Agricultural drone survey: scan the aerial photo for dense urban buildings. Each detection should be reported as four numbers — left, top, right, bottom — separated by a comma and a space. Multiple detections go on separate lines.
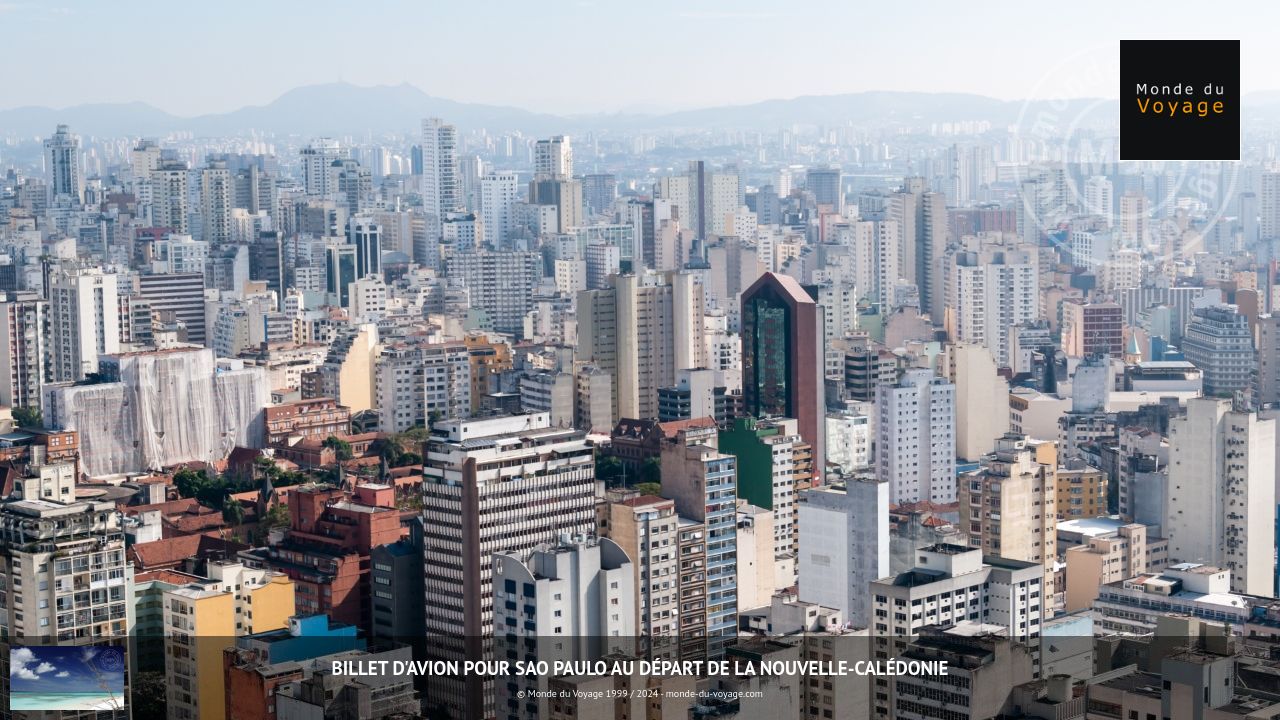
4, 26, 1280, 719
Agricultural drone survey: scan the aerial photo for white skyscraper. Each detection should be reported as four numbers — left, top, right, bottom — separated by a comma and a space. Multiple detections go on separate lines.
945, 234, 1038, 368
1261, 172, 1280, 241
479, 171, 519, 248
48, 266, 120, 382
797, 475, 889, 628
578, 271, 706, 420
876, 368, 957, 504
421, 118, 459, 251
299, 137, 344, 196
534, 135, 573, 178
1084, 175, 1114, 226
44, 124, 83, 203
201, 160, 233, 244
1164, 397, 1276, 596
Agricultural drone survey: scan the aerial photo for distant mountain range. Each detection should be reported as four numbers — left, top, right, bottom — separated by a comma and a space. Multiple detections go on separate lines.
4, 82, 1280, 138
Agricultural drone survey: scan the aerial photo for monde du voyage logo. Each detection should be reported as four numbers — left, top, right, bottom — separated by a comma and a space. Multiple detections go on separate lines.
1120, 40, 1240, 161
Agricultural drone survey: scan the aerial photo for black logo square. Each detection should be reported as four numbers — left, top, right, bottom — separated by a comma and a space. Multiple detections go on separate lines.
1120, 39, 1240, 161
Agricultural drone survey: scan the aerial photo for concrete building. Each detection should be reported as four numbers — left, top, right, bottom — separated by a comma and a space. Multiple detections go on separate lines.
1064, 522, 1168, 612
825, 410, 872, 472
578, 271, 705, 421
1056, 463, 1108, 519
877, 368, 957, 504
870, 544, 1045, 716
375, 340, 471, 432
1182, 305, 1255, 398
44, 124, 83, 203
943, 342, 1011, 462
446, 251, 542, 336
893, 626, 1037, 720
596, 492, 683, 648
718, 416, 812, 571
48, 266, 120, 382
492, 537, 634, 720
944, 233, 1038, 368
420, 413, 597, 717
1165, 398, 1276, 595
1092, 563, 1255, 634
162, 562, 295, 720
959, 434, 1058, 595
519, 370, 575, 428
1062, 299, 1124, 359
797, 475, 889, 628
659, 423, 738, 655
0, 292, 48, 410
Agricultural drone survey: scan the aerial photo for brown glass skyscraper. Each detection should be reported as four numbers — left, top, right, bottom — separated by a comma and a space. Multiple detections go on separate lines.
740, 272, 825, 475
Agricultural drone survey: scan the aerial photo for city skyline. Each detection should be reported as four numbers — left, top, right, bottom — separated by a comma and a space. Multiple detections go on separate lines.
3, 0, 1279, 116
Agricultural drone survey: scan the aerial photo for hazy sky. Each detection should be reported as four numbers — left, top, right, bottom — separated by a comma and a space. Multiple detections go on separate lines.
0, 0, 1271, 115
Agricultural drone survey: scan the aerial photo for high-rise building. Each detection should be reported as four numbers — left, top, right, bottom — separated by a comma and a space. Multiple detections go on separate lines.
876, 368, 957, 504
445, 251, 542, 336
578, 271, 706, 420
44, 124, 83, 203
1084, 175, 1114, 225
201, 160, 233, 244
1182, 304, 1255, 398
0, 291, 48, 410
151, 159, 191, 233
1256, 314, 1280, 408
375, 340, 471, 432
1261, 171, 1280, 241
420, 413, 596, 718
797, 475, 888, 628
533, 135, 573, 179
596, 491, 685, 651
479, 171, 519, 248
299, 138, 344, 196
162, 562, 295, 720
347, 217, 382, 279
658, 423, 738, 655
1061, 299, 1124, 359
945, 233, 1038, 368
582, 173, 617, 216
958, 434, 1058, 594
0, 460, 131, 718
48, 266, 120, 382
740, 272, 825, 474
421, 118, 459, 249
805, 166, 842, 212
719, 417, 809, 571
1164, 397, 1275, 595
942, 342, 1011, 462
492, 537, 634, 720
888, 180, 947, 321
135, 271, 207, 345
325, 244, 358, 308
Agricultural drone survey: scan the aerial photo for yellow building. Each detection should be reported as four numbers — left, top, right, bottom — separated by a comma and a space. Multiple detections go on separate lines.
1056, 464, 1108, 519
464, 333, 513, 414
959, 434, 1058, 597
162, 561, 295, 720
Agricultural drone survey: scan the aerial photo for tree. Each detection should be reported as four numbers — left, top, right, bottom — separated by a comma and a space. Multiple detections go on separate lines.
633, 482, 662, 497
639, 457, 662, 485
595, 454, 624, 487
322, 435, 354, 461
12, 406, 41, 429
222, 498, 246, 526
130, 671, 167, 718
263, 502, 290, 528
